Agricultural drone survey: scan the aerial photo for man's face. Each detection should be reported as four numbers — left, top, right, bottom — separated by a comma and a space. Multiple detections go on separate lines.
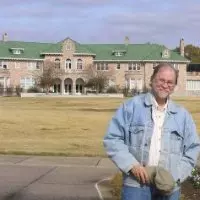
151, 67, 176, 99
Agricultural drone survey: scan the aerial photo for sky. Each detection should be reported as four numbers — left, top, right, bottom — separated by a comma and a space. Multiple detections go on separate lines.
1, 0, 200, 48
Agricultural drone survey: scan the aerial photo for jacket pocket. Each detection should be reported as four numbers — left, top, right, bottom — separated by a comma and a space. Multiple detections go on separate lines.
129, 125, 145, 147
170, 130, 183, 154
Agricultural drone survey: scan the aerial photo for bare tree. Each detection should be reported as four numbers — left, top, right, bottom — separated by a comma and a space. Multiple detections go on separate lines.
85, 64, 115, 93
35, 60, 63, 94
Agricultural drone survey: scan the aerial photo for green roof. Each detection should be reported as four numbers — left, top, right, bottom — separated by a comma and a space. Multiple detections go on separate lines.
0, 40, 189, 62
0, 41, 53, 59
82, 44, 189, 62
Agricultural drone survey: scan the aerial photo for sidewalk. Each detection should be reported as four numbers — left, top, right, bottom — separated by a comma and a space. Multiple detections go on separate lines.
0, 155, 118, 200
0, 154, 199, 200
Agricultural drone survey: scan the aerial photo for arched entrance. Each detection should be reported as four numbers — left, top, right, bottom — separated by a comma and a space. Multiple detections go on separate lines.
53, 78, 61, 93
64, 78, 73, 94
76, 78, 85, 94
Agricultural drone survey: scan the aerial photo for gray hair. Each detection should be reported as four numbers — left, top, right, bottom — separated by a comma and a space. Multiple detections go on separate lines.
150, 63, 179, 85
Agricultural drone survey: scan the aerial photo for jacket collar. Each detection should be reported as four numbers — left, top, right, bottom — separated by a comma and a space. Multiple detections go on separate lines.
144, 92, 178, 114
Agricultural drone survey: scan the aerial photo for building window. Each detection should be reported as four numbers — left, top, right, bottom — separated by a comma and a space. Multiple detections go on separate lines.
13, 49, 21, 54
10, 48, 24, 55
137, 63, 141, 71
129, 78, 143, 90
20, 77, 35, 89
15, 62, 20, 69
117, 63, 120, 70
115, 52, 123, 56
162, 49, 170, 58
186, 80, 200, 91
0, 77, 4, 87
27, 62, 37, 70
128, 63, 132, 70
36, 62, 41, 70
77, 59, 83, 70
172, 63, 179, 70
187, 64, 200, 72
112, 50, 126, 57
0, 61, 8, 69
96, 63, 109, 71
55, 58, 60, 69
97, 63, 100, 70
66, 59, 71, 69
105, 63, 108, 70
128, 63, 141, 71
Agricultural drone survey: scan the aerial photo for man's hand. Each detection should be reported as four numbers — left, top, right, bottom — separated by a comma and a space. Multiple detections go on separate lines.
130, 165, 149, 184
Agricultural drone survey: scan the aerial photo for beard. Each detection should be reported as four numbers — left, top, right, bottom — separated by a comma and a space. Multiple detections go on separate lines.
152, 88, 172, 100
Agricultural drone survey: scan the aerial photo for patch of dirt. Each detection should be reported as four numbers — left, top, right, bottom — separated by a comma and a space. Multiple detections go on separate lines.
181, 180, 200, 200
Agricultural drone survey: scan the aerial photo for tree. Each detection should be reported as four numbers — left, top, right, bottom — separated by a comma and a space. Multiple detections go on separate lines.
35, 60, 63, 94
85, 64, 115, 93
174, 45, 200, 63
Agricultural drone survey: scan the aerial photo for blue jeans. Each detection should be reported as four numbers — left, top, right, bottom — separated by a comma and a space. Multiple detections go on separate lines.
122, 185, 180, 200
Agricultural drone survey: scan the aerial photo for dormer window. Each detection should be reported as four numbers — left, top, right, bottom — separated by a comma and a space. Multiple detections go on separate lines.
112, 50, 126, 57
10, 48, 24, 55
115, 52, 123, 56
162, 49, 170, 58
13, 49, 21, 54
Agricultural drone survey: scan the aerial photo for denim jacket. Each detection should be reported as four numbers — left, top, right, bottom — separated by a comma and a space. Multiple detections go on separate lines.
104, 93, 200, 189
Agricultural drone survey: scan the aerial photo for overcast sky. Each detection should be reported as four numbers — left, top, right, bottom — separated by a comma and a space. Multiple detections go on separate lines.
1, 0, 200, 48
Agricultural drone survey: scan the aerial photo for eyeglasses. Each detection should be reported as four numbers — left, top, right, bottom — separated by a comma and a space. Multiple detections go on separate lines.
155, 78, 175, 87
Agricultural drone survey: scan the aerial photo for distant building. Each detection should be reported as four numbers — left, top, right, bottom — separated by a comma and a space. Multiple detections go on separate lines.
0, 33, 199, 95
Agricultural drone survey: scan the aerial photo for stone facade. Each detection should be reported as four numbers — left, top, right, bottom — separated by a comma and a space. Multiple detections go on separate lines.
1, 37, 199, 96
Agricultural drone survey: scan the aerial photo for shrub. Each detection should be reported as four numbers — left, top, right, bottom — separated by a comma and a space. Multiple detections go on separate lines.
15, 85, 23, 96
0, 84, 4, 95
122, 87, 130, 97
106, 86, 118, 93
190, 167, 200, 188
27, 87, 41, 93
6, 86, 14, 96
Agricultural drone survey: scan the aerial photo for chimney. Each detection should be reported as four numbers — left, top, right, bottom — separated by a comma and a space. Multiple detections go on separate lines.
124, 36, 130, 46
2, 33, 8, 42
180, 38, 184, 56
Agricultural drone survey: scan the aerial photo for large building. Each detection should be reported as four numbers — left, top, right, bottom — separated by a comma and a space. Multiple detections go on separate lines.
0, 33, 199, 95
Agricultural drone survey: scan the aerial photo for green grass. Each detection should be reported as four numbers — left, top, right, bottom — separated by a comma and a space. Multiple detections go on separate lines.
0, 96, 200, 157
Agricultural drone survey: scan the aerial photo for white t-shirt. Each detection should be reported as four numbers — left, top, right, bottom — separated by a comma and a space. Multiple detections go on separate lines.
148, 95, 167, 166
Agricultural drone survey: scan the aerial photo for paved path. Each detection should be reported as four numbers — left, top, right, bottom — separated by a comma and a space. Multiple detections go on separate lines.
0, 155, 118, 200
0, 154, 199, 200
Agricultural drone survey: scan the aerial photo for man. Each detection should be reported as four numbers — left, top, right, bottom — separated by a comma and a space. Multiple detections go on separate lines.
104, 63, 200, 200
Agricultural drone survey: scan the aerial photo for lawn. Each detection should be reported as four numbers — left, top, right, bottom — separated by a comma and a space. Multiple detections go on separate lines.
0, 96, 200, 157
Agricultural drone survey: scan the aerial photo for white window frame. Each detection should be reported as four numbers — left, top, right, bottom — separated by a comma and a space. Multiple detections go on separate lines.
66, 59, 72, 70
128, 63, 141, 71
27, 62, 37, 70
55, 58, 60, 69
20, 77, 35, 89
172, 63, 179, 70
115, 52, 123, 57
77, 59, 83, 70
15, 62, 20, 69
13, 49, 21, 55
162, 49, 170, 58
97, 63, 108, 71
186, 80, 200, 91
